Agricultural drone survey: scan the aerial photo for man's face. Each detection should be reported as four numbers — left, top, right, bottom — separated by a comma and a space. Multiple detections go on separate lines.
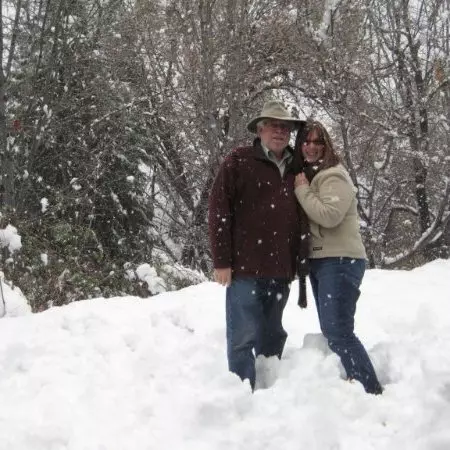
258, 120, 293, 154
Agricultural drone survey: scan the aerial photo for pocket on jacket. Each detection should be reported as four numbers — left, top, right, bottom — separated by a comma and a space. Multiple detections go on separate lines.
310, 222, 323, 238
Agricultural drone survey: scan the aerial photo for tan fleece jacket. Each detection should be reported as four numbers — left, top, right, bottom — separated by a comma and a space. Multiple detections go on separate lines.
294, 164, 367, 259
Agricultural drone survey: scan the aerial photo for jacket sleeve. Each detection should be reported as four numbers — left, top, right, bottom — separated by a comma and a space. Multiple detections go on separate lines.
294, 171, 354, 228
208, 155, 236, 268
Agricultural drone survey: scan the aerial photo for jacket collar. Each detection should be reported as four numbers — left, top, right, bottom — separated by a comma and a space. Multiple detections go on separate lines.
252, 137, 294, 159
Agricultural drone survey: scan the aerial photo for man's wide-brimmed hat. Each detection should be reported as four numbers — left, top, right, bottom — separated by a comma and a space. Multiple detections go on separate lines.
247, 100, 305, 133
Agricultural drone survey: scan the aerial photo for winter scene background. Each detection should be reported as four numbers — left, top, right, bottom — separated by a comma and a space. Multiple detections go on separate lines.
0, 1, 448, 312
1, 1, 450, 449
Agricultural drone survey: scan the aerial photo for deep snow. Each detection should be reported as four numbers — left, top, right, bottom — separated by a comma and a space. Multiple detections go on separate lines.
1, 260, 450, 450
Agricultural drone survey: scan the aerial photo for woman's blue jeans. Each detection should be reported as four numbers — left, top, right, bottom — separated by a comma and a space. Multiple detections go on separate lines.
226, 277, 290, 390
309, 257, 382, 394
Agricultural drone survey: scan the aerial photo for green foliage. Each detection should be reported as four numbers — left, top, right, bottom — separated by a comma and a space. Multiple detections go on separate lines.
1, 214, 150, 312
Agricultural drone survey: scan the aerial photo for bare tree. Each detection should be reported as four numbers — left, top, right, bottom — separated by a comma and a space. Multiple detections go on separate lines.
0, 0, 22, 210
287, 0, 450, 267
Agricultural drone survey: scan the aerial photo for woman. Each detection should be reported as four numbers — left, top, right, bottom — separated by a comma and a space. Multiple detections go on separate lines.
294, 121, 382, 395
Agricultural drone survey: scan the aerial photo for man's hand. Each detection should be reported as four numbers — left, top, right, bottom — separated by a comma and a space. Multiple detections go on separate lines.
214, 268, 232, 286
295, 172, 309, 188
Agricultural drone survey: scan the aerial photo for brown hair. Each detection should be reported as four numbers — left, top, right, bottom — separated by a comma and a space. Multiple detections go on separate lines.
295, 120, 341, 170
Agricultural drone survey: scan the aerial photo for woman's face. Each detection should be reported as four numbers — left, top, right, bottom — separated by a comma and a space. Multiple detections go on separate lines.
302, 130, 324, 163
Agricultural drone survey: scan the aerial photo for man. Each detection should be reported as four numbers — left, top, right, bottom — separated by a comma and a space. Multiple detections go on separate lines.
208, 100, 308, 390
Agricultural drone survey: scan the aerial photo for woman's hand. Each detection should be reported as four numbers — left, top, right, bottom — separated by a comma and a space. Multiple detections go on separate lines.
295, 172, 309, 188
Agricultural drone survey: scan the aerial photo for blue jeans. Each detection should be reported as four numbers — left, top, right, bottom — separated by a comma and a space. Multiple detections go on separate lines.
226, 277, 290, 389
309, 257, 382, 394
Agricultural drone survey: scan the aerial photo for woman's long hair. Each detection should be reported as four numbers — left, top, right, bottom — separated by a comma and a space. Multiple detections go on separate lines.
294, 120, 341, 171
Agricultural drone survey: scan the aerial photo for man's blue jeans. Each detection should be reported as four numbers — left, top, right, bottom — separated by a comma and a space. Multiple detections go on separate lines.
309, 257, 382, 394
226, 277, 290, 389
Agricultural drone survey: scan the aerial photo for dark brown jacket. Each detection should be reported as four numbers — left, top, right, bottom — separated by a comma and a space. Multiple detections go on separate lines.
209, 139, 309, 282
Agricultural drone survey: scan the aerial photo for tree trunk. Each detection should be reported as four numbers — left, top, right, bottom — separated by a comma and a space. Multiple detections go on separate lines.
0, 0, 15, 210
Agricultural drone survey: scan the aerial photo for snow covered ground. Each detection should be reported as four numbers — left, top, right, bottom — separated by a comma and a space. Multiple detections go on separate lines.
1, 259, 450, 450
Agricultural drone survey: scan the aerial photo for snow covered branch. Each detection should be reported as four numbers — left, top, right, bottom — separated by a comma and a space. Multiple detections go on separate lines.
383, 179, 450, 266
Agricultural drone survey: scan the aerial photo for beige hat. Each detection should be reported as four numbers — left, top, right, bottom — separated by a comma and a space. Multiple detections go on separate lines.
247, 100, 305, 133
